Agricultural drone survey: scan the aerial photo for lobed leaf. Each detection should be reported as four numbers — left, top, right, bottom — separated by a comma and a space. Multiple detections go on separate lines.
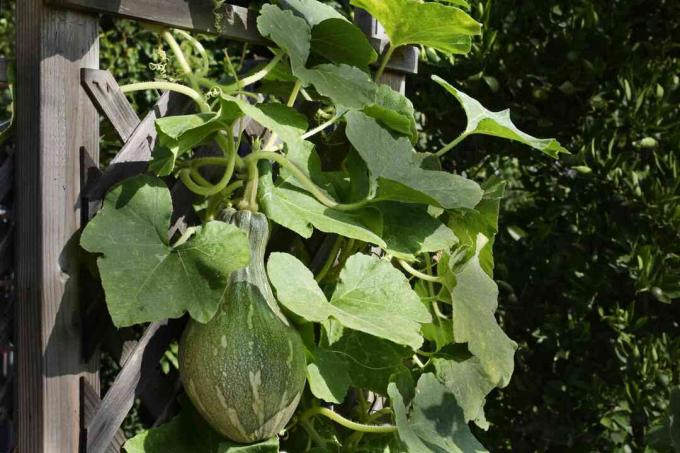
432, 347, 497, 430
267, 252, 431, 349
81, 176, 250, 327
449, 234, 517, 387
350, 0, 481, 54
433, 76, 569, 158
345, 111, 483, 209
388, 373, 487, 452
258, 163, 385, 246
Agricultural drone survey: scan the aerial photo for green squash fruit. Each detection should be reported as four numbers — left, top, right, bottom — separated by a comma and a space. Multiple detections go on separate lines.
179, 209, 307, 444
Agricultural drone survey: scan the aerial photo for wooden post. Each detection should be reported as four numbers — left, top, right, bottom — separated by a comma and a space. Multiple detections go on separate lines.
15, 1, 99, 451
354, 9, 418, 93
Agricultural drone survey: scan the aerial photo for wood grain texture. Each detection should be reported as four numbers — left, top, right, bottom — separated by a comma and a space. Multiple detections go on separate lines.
15, 2, 99, 452
49, 0, 267, 45
0, 58, 9, 87
80, 379, 127, 453
81, 69, 140, 142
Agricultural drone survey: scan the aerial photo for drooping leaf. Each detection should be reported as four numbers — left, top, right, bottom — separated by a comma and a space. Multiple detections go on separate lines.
257, 5, 311, 68
388, 373, 487, 452
81, 176, 250, 327
267, 252, 431, 349
258, 163, 384, 246
123, 400, 279, 453
363, 84, 418, 140
378, 202, 457, 261
345, 111, 482, 209
311, 18, 378, 71
432, 346, 497, 430
306, 347, 352, 404
448, 178, 505, 276
433, 76, 569, 158
350, 0, 481, 55
449, 234, 517, 387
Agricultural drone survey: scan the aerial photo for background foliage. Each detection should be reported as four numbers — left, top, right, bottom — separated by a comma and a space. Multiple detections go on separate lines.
1, 0, 679, 451
413, 0, 680, 450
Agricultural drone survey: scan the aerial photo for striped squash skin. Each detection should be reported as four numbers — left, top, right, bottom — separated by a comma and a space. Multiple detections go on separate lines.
179, 209, 307, 444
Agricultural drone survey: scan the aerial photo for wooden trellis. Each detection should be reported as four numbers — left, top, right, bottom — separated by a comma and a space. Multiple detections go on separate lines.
11, 1, 418, 452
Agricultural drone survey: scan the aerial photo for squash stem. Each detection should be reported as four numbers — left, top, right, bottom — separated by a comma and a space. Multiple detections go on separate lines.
301, 407, 397, 434
434, 132, 469, 157
398, 259, 442, 283
315, 236, 343, 283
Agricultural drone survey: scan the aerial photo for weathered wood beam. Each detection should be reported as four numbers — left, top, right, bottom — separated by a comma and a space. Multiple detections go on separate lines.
15, 2, 99, 451
354, 9, 413, 93
48, 0, 268, 45
82, 69, 140, 143
0, 58, 10, 87
50, 1, 418, 74
84, 320, 182, 452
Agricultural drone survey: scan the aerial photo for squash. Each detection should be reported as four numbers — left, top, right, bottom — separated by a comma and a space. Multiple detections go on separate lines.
179, 209, 307, 444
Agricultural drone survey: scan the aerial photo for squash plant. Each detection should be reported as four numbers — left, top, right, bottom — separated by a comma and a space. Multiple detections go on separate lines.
81, 0, 567, 451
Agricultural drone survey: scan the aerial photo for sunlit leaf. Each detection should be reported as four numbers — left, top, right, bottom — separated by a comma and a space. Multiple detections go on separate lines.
268, 252, 431, 349
81, 176, 250, 326
350, 0, 481, 54
433, 76, 569, 158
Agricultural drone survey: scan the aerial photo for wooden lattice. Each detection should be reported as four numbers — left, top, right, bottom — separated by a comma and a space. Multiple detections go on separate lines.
12, 2, 418, 451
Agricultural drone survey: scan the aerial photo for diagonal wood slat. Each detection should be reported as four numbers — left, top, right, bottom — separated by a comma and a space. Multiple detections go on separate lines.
85, 320, 182, 452
49, 0, 267, 45
83, 90, 185, 203
80, 379, 126, 453
81, 69, 140, 142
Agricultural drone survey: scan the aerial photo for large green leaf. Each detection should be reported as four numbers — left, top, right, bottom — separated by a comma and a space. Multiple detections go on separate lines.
311, 18, 378, 71
432, 347, 496, 430
449, 234, 517, 387
306, 346, 352, 404
388, 373, 487, 452
81, 176, 250, 326
378, 202, 457, 261
350, 0, 481, 55
267, 252, 431, 349
258, 163, 385, 246
124, 400, 279, 453
345, 111, 482, 209
257, 4, 311, 68
433, 76, 569, 158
